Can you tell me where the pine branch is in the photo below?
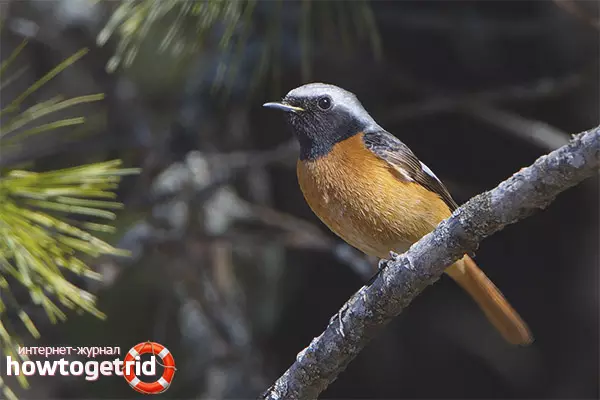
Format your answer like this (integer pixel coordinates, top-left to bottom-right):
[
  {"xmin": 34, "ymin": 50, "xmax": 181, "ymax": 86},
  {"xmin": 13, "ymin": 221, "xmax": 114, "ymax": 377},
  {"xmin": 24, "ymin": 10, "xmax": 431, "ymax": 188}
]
[
  {"xmin": 0, "ymin": 40, "xmax": 140, "ymax": 399},
  {"xmin": 261, "ymin": 125, "xmax": 600, "ymax": 399}
]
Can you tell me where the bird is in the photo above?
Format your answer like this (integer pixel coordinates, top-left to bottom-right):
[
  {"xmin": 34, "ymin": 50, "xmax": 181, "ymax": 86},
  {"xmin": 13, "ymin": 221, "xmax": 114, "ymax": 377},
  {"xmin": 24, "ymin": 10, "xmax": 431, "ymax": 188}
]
[{"xmin": 263, "ymin": 83, "xmax": 533, "ymax": 346}]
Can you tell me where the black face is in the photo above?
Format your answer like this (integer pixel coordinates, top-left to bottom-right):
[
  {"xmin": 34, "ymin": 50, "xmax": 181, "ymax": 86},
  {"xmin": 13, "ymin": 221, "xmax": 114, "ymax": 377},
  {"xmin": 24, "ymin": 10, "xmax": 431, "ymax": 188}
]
[
  {"xmin": 284, "ymin": 94, "xmax": 365, "ymax": 160},
  {"xmin": 264, "ymin": 83, "xmax": 380, "ymax": 160}
]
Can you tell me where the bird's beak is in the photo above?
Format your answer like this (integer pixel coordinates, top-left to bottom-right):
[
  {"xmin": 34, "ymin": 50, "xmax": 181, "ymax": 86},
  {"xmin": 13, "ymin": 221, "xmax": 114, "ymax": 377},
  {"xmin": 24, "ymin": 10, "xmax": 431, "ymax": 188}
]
[{"xmin": 263, "ymin": 102, "xmax": 304, "ymax": 113}]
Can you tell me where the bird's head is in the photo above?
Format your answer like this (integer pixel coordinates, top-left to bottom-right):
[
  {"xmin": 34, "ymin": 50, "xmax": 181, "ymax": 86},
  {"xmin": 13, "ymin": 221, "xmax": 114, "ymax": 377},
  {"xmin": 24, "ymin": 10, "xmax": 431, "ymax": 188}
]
[{"xmin": 264, "ymin": 83, "xmax": 380, "ymax": 160}]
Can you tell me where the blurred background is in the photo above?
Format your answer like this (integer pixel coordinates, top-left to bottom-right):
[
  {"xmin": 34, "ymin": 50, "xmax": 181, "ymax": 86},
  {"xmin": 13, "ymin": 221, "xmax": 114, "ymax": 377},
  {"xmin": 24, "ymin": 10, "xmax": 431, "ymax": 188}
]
[{"xmin": 0, "ymin": 0, "xmax": 598, "ymax": 398}]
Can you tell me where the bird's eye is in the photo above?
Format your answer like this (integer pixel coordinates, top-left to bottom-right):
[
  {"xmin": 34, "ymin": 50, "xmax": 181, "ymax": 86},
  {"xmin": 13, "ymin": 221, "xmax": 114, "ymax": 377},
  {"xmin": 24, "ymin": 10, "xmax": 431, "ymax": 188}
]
[{"xmin": 317, "ymin": 96, "xmax": 332, "ymax": 111}]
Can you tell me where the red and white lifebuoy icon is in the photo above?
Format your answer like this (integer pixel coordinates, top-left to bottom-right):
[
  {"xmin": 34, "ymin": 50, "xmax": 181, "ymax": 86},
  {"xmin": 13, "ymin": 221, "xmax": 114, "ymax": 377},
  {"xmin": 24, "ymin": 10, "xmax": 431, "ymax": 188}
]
[{"xmin": 123, "ymin": 341, "xmax": 176, "ymax": 395}]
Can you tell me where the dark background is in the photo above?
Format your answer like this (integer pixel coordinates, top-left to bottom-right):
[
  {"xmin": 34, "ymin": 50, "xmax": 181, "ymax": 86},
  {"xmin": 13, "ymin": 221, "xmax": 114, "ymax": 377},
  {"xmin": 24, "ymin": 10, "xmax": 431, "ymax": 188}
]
[{"xmin": 1, "ymin": 0, "xmax": 598, "ymax": 399}]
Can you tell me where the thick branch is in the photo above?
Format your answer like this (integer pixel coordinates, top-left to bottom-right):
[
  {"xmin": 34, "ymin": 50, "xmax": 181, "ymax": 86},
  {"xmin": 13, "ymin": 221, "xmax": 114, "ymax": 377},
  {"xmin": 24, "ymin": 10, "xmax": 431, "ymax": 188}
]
[{"xmin": 261, "ymin": 125, "xmax": 599, "ymax": 399}]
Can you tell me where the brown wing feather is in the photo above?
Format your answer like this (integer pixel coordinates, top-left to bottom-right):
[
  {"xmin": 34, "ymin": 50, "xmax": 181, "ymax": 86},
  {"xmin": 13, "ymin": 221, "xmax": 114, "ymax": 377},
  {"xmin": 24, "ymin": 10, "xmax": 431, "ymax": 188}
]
[{"xmin": 363, "ymin": 130, "xmax": 458, "ymax": 211}]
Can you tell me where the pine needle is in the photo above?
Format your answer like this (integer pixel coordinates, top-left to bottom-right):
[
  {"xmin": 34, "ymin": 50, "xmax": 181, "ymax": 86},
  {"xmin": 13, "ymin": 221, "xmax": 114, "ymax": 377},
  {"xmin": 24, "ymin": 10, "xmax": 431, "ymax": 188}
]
[{"xmin": 0, "ymin": 40, "xmax": 140, "ymax": 398}]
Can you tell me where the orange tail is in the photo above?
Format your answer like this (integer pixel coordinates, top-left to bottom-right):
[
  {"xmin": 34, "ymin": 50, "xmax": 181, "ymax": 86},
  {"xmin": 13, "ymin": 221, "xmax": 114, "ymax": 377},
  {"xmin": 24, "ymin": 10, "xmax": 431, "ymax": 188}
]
[{"xmin": 445, "ymin": 255, "xmax": 533, "ymax": 346}]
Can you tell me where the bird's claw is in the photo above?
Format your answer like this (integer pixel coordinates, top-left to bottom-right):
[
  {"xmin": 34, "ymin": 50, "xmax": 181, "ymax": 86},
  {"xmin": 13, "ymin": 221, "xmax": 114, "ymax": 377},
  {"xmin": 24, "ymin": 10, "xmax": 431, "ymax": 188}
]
[
  {"xmin": 367, "ymin": 251, "xmax": 401, "ymax": 286},
  {"xmin": 365, "ymin": 259, "xmax": 386, "ymax": 287}
]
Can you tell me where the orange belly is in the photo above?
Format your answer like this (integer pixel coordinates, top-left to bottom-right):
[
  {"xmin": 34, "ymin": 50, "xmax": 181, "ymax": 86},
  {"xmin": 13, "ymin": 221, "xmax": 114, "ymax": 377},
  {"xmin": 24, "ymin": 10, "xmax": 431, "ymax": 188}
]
[{"xmin": 297, "ymin": 134, "xmax": 452, "ymax": 259}]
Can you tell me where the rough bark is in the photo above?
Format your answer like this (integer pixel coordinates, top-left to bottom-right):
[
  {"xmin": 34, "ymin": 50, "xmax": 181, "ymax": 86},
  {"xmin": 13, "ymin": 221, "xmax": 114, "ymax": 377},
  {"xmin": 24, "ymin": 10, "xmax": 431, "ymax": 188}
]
[{"xmin": 261, "ymin": 125, "xmax": 600, "ymax": 399}]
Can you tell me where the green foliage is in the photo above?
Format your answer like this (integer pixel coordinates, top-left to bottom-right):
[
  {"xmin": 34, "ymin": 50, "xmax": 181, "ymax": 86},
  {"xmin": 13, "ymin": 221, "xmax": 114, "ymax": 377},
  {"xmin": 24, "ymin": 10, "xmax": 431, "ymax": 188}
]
[
  {"xmin": 0, "ymin": 40, "xmax": 138, "ymax": 399},
  {"xmin": 97, "ymin": 0, "xmax": 381, "ymax": 88},
  {"xmin": 97, "ymin": 0, "xmax": 248, "ymax": 72},
  {"xmin": 0, "ymin": 47, "xmax": 104, "ymax": 163}
]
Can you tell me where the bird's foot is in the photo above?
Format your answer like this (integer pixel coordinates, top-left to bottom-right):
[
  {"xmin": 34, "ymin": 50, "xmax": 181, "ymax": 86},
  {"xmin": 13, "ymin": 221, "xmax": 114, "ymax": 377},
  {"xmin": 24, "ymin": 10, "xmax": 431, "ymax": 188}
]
[
  {"xmin": 366, "ymin": 252, "xmax": 400, "ymax": 286},
  {"xmin": 366, "ymin": 259, "xmax": 386, "ymax": 286},
  {"xmin": 388, "ymin": 251, "xmax": 402, "ymax": 261}
]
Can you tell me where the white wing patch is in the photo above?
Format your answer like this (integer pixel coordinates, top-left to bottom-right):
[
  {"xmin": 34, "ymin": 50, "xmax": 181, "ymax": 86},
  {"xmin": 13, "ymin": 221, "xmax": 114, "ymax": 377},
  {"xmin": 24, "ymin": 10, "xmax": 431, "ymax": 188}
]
[
  {"xmin": 420, "ymin": 161, "xmax": 441, "ymax": 183},
  {"xmin": 390, "ymin": 164, "xmax": 414, "ymax": 182}
]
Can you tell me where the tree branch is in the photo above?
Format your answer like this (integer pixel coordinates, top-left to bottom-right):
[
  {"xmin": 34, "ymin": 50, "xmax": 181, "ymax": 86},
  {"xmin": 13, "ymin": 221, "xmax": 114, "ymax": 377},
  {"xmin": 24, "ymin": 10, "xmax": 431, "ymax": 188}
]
[{"xmin": 261, "ymin": 125, "xmax": 599, "ymax": 399}]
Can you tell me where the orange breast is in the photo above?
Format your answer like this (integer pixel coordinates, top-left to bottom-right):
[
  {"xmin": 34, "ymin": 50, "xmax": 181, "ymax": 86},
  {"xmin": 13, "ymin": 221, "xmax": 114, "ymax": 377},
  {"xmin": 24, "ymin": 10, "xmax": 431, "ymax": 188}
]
[{"xmin": 297, "ymin": 133, "xmax": 452, "ymax": 259}]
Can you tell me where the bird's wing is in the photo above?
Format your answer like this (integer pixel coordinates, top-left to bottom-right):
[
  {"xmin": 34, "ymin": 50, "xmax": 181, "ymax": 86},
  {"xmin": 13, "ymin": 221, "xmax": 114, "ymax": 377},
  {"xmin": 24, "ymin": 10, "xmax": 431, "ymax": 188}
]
[{"xmin": 363, "ymin": 130, "xmax": 459, "ymax": 211}]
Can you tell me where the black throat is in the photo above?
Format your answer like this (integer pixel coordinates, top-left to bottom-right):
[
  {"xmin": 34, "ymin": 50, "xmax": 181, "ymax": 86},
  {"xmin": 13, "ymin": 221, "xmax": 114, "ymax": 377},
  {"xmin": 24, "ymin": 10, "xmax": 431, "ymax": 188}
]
[{"xmin": 295, "ymin": 116, "xmax": 366, "ymax": 161}]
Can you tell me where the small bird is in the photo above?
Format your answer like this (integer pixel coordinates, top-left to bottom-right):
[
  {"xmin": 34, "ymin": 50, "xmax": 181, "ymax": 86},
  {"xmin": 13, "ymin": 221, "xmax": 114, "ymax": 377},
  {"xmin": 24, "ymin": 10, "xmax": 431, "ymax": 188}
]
[{"xmin": 264, "ymin": 83, "xmax": 533, "ymax": 345}]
